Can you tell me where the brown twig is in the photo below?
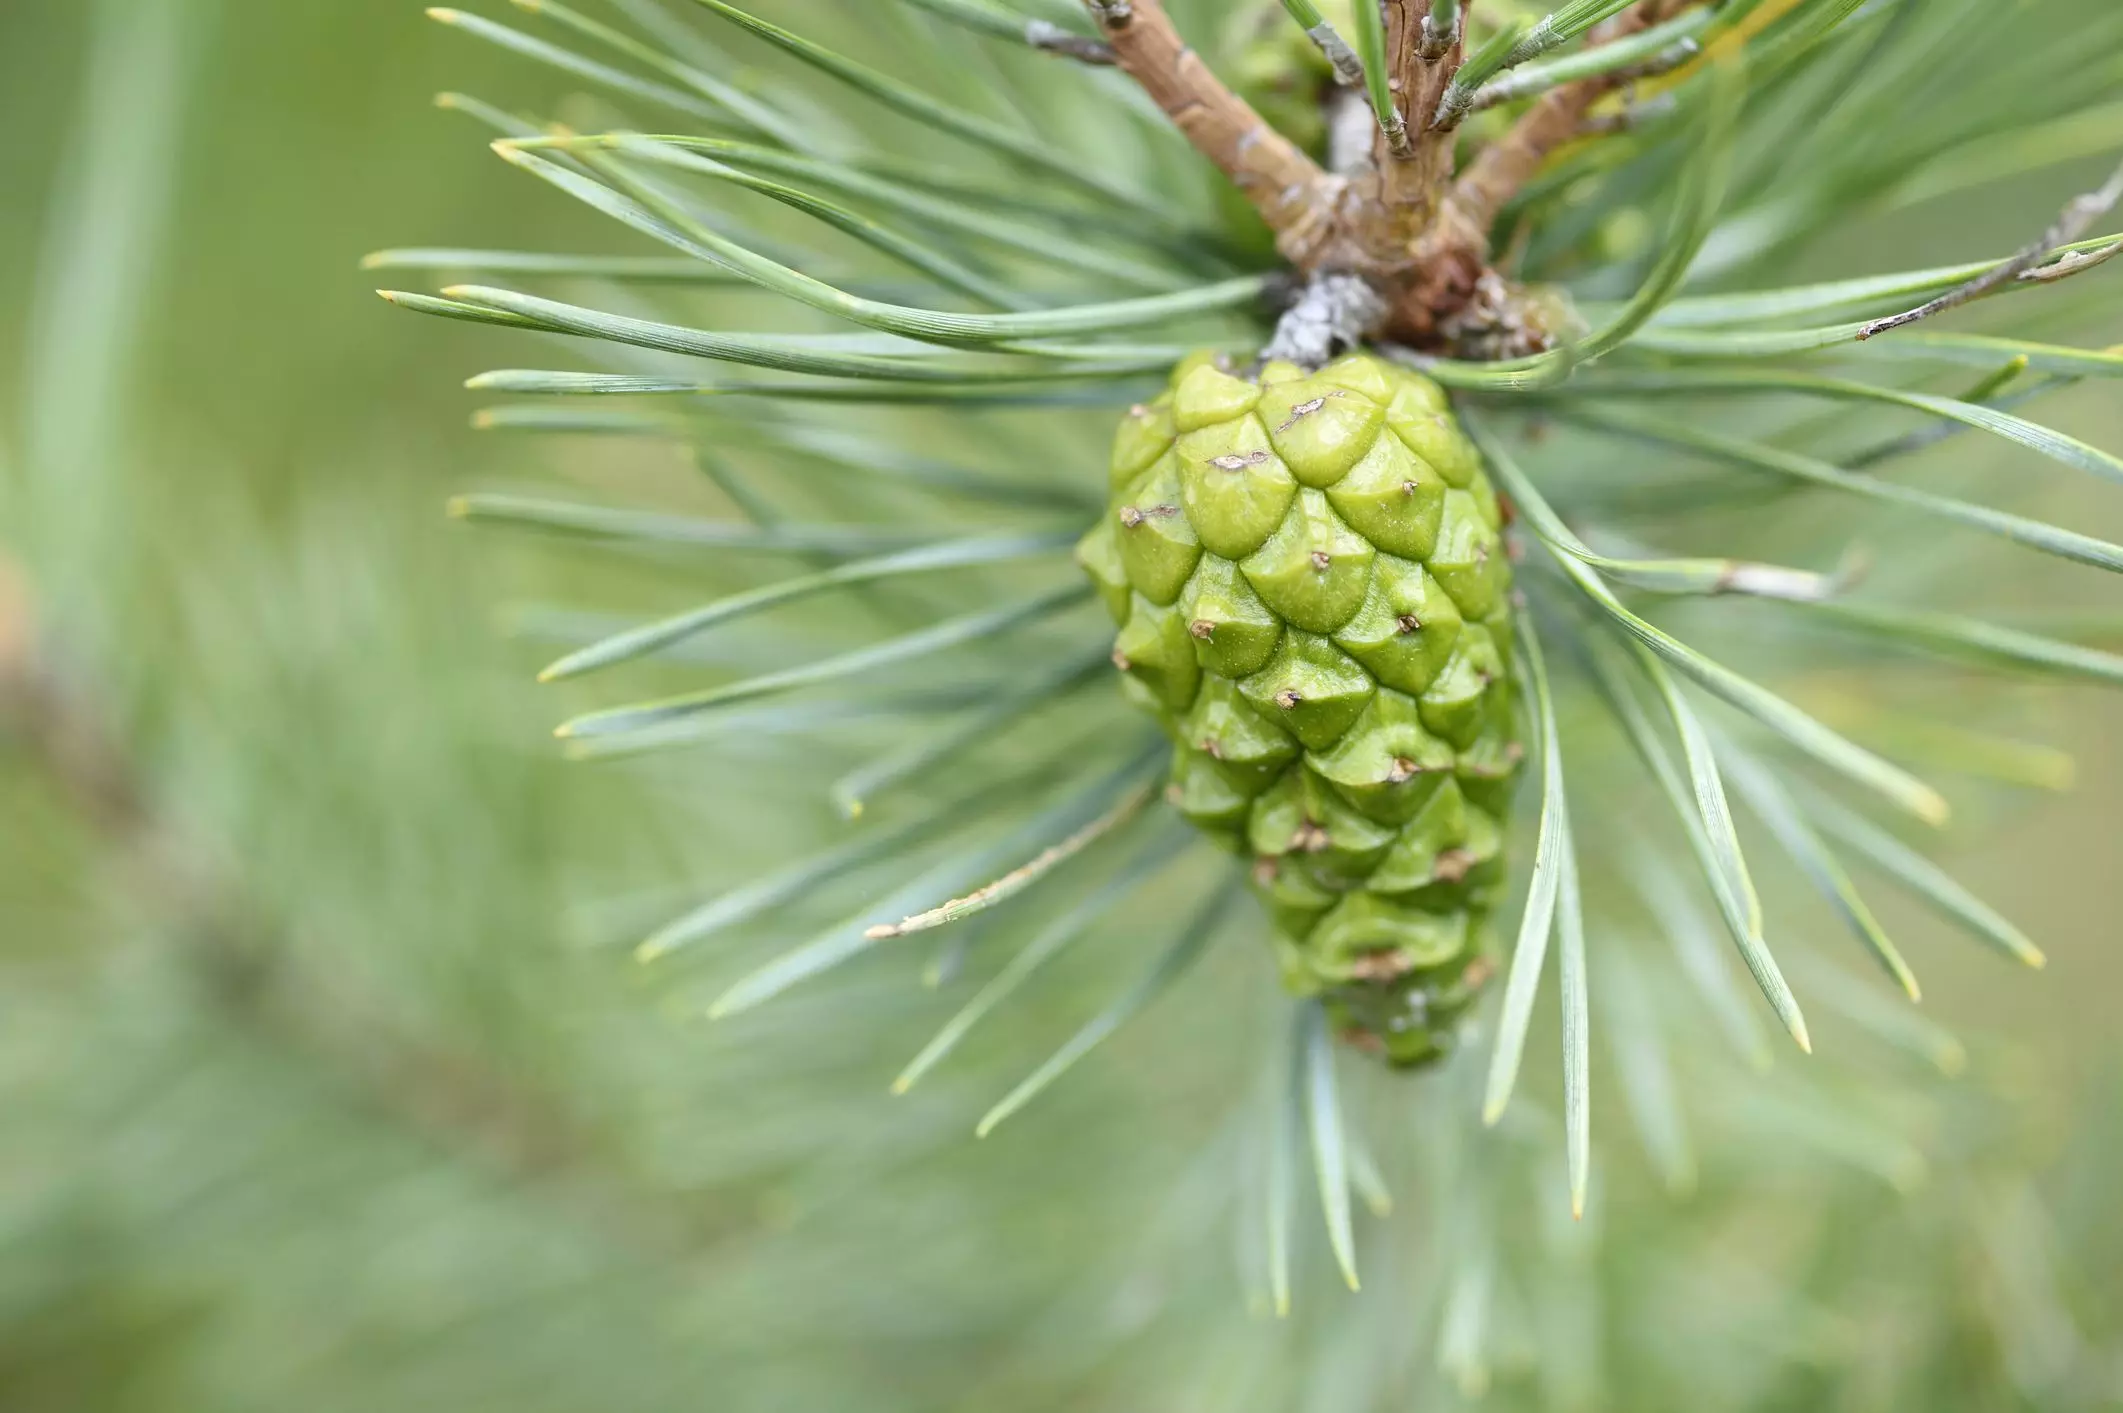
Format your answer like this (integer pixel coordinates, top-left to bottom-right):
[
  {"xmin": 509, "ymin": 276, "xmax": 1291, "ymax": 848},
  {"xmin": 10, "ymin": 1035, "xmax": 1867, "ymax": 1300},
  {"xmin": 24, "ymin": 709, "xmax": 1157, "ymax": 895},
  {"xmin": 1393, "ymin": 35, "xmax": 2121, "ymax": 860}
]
[
  {"xmin": 1451, "ymin": 0, "xmax": 1695, "ymax": 234},
  {"xmin": 1857, "ymin": 157, "xmax": 2123, "ymax": 340},
  {"xmin": 1080, "ymin": 0, "xmax": 1347, "ymax": 266},
  {"xmin": 1081, "ymin": 0, "xmax": 1712, "ymax": 353},
  {"xmin": 1075, "ymin": 0, "xmax": 1478, "ymax": 317},
  {"xmin": 0, "ymin": 554, "xmax": 712, "ymax": 1247},
  {"xmin": 0, "ymin": 562, "xmax": 150, "ymax": 839},
  {"xmin": 1375, "ymin": 0, "xmax": 1464, "ymax": 229}
]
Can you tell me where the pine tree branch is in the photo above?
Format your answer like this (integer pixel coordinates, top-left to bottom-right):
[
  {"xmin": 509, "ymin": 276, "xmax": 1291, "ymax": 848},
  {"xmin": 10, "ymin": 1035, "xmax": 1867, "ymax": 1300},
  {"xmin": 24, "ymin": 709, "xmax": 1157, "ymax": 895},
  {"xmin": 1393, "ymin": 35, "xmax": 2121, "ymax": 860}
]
[
  {"xmin": 1375, "ymin": 0, "xmax": 1464, "ymax": 224},
  {"xmin": 0, "ymin": 554, "xmax": 677, "ymax": 1242},
  {"xmin": 1354, "ymin": 0, "xmax": 1415, "ymax": 159},
  {"xmin": 1077, "ymin": 0, "xmax": 1347, "ymax": 265},
  {"xmin": 1451, "ymin": 0, "xmax": 1697, "ymax": 233},
  {"xmin": 0, "ymin": 561, "xmax": 152, "ymax": 841}
]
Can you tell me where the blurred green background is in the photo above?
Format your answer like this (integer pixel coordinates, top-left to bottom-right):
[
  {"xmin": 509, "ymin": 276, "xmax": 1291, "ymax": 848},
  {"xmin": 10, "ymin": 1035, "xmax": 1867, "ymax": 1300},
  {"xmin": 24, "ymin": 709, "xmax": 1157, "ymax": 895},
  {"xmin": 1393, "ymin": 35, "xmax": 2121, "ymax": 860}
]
[{"xmin": 2, "ymin": 1, "xmax": 2121, "ymax": 1409}]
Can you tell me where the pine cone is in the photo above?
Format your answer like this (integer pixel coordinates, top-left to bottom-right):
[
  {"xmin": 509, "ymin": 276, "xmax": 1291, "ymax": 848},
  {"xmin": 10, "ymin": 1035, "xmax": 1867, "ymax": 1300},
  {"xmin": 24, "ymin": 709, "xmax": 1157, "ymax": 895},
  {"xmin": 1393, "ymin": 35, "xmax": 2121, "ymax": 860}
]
[{"xmin": 1079, "ymin": 351, "xmax": 1519, "ymax": 1065}]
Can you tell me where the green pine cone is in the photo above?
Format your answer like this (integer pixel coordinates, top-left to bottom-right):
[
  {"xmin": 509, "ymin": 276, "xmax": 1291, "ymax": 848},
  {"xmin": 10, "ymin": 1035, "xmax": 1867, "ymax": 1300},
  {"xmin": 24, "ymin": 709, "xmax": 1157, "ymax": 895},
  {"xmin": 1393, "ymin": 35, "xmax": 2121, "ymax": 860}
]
[{"xmin": 1078, "ymin": 351, "xmax": 1521, "ymax": 1067}]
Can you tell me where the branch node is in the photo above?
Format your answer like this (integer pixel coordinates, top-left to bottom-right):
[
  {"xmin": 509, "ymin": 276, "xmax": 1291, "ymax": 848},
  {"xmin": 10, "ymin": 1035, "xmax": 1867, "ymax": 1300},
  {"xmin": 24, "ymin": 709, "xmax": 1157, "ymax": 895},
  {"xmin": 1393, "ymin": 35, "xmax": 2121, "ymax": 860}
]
[
  {"xmin": 1418, "ymin": 4, "xmax": 1461, "ymax": 61},
  {"xmin": 1380, "ymin": 109, "xmax": 1415, "ymax": 160}
]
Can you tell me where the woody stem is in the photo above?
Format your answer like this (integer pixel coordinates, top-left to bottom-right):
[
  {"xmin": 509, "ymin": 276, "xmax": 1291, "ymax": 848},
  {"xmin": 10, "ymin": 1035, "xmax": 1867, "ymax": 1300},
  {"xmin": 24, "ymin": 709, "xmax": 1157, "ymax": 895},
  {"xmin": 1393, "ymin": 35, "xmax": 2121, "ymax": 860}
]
[{"xmin": 1080, "ymin": 0, "xmax": 1348, "ymax": 267}]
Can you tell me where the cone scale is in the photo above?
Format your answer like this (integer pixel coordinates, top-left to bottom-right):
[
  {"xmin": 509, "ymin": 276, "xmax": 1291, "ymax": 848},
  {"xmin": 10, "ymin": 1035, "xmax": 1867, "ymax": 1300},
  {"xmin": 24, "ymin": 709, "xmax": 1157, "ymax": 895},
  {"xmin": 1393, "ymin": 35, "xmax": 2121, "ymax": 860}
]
[{"xmin": 1080, "ymin": 351, "xmax": 1520, "ymax": 1066}]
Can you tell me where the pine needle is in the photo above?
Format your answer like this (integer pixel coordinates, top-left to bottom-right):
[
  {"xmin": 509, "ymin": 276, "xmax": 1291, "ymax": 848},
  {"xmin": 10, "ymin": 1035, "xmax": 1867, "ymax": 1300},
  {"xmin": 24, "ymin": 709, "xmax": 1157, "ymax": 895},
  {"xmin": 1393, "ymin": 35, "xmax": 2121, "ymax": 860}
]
[
  {"xmin": 1298, "ymin": 1001, "xmax": 1360, "ymax": 1290},
  {"xmin": 1858, "ymin": 156, "xmax": 2123, "ymax": 339},
  {"xmin": 1724, "ymin": 745, "xmax": 1921, "ymax": 1003},
  {"xmin": 973, "ymin": 878, "xmax": 1238, "ymax": 1137},
  {"xmin": 1470, "ymin": 414, "xmax": 1948, "ymax": 829},
  {"xmin": 1483, "ymin": 604, "xmax": 1570, "ymax": 1126},
  {"xmin": 891, "ymin": 825, "xmax": 1195, "ymax": 1093},
  {"xmin": 1556, "ymin": 831, "xmax": 1591, "ymax": 1218},
  {"xmin": 864, "ymin": 770, "xmax": 1160, "ymax": 939}
]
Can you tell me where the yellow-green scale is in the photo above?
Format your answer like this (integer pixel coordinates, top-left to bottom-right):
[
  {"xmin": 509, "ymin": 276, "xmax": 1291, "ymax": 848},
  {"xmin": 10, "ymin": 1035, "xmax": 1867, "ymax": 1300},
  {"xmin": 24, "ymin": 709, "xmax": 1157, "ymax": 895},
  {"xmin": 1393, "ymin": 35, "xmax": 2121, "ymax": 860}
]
[{"xmin": 1078, "ymin": 351, "xmax": 1522, "ymax": 1066}]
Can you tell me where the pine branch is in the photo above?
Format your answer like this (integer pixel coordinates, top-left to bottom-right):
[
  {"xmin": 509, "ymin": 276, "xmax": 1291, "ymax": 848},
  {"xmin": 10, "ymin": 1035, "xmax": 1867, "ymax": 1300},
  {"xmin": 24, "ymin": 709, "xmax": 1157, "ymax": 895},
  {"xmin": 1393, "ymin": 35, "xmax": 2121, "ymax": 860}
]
[
  {"xmin": 1352, "ymin": 0, "xmax": 1414, "ymax": 158},
  {"xmin": 1452, "ymin": 0, "xmax": 1700, "ymax": 232},
  {"xmin": 0, "ymin": 560, "xmax": 151, "ymax": 842},
  {"xmin": 1077, "ymin": 0, "xmax": 1345, "ymax": 265},
  {"xmin": 0, "ymin": 554, "xmax": 667, "ymax": 1240},
  {"xmin": 1373, "ymin": 0, "xmax": 1466, "ymax": 223}
]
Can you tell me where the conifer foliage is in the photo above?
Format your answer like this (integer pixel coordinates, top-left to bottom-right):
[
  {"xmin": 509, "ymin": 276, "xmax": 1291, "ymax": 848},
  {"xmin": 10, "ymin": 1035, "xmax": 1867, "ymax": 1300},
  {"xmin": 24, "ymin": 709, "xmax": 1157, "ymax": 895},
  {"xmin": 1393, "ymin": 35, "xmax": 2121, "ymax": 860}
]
[{"xmin": 377, "ymin": 0, "xmax": 2123, "ymax": 1296}]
